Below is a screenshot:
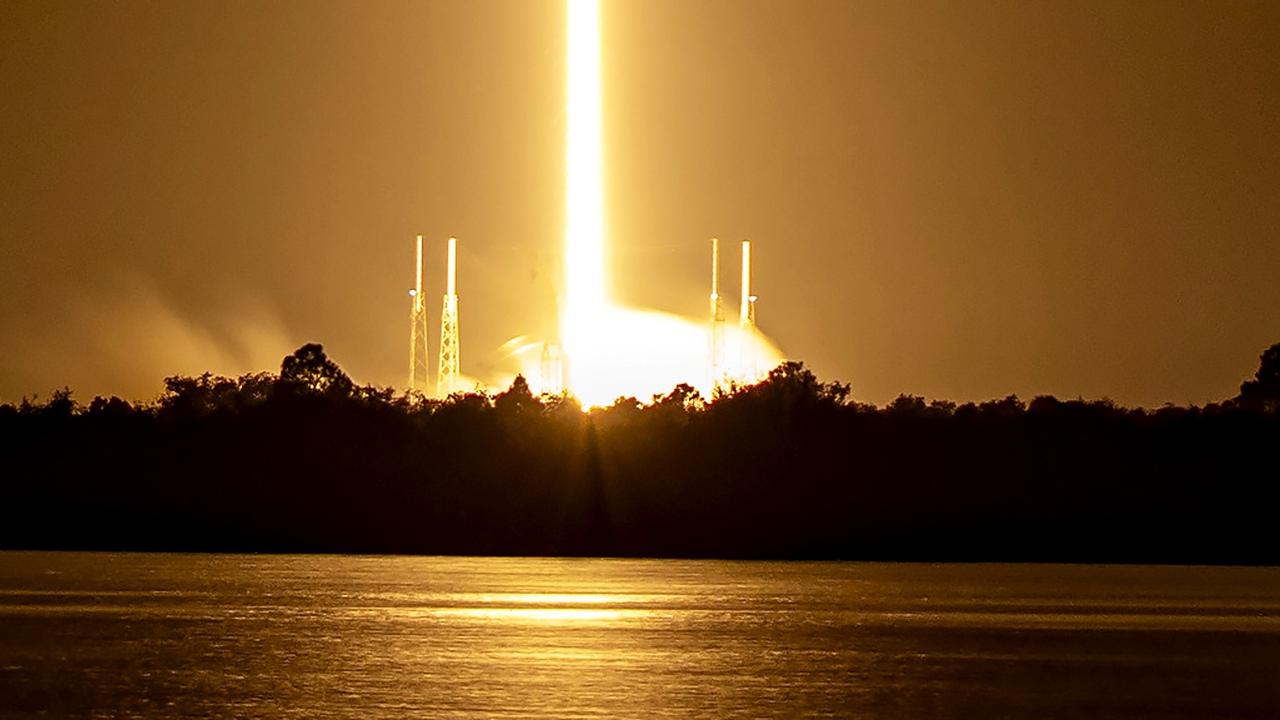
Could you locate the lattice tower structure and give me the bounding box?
[740,239,759,381]
[436,237,461,397]
[407,234,430,393]
[540,342,565,395]
[709,237,726,391]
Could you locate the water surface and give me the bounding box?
[2,552,1278,718]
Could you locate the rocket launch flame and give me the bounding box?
[551,0,782,407]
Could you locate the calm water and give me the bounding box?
[1,553,1279,718]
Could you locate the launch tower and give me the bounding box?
[407,234,430,392]
[740,239,759,380]
[437,237,461,397]
[708,237,726,390]
[541,343,565,395]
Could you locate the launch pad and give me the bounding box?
[403,0,781,403]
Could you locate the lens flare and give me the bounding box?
[557,0,782,407]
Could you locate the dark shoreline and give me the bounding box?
[3,546,1279,568]
[4,343,1278,566]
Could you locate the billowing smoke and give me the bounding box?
[0,271,293,403]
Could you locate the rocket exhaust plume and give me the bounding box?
[554,0,782,406]
[562,0,605,353]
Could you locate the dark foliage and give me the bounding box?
[2,343,1277,562]
[1239,342,1280,413]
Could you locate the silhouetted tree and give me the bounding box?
[978,394,1025,418]
[2,340,1279,562]
[1238,342,1280,412]
[1027,395,1063,415]
[887,394,927,417]
[41,388,76,418]
[654,383,703,412]
[593,396,642,429]
[87,396,133,418]
[495,375,541,417]
[769,361,838,397]
[161,373,236,418]
[278,343,353,398]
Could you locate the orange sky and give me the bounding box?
[1,0,1277,406]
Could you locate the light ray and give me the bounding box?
[556,0,783,407]
[563,0,606,351]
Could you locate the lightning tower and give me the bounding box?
[407,234,429,392]
[541,343,565,395]
[708,237,726,390]
[437,237,461,397]
[740,239,759,380]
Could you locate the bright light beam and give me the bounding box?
[555,0,783,407]
[563,0,606,355]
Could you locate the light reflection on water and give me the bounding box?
[1,553,1279,719]
[424,606,628,622]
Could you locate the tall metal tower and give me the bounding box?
[740,239,759,380]
[540,343,565,395]
[407,234,430,393]
[436,236,461,397]
[708,237,726,389]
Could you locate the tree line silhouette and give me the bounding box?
[2,342,1278,562]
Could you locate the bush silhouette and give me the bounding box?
[0,341,1277,562]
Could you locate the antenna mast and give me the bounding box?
[408,234,429,392]
[709,237,725,390]
[740,239,758,380]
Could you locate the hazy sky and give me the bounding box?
[2,0,1277,406]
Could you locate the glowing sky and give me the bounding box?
[0,1,1277,406]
